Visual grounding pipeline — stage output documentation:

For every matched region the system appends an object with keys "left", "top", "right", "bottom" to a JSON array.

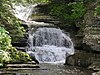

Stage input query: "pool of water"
[{"left": 1, "top": 64, "right": 93, "bottom": 75}]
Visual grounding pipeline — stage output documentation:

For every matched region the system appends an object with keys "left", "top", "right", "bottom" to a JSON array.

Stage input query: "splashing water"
[{"left": 27, "top": 28, "right": 74, "bottom": 63}]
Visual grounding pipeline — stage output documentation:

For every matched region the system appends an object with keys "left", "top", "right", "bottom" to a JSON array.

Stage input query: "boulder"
[
  {"left": 83, "top": 33, "right": 100, "bottom": 52},
  {"left": 27, "top": 51, "right": 39, "bottom": 64},
  {"left": 65, "top": 51, "right": 96, "bottom": 67}
]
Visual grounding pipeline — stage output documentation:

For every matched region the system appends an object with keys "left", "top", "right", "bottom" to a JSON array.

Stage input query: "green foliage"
[
  {"left": 6, "top": 47, "right": 31, "bottom": 63},
  {"left": 16, "top": 51, "right": 31, "bottom": 62},
  {"left": 0, "top": 26, "right": 11, "bottom": 50},
  {"left": 31, "top": 0, "right": 49, "bottom": 3},
  {"left": 0, "top": 50, "right": 11, "bottom": 67},
  {"left": 0, "top": 0, "right": 25, "bottom": 42},
  {"left": 11, "top": 0, "right": 49, "bottom": 5},
  {"left": 95, "top": 6, "right": 100, "bottom": 16},
  {"left": 50, "top": 2, "right": 86, "bottom": 20},
  {"left": 0, "top": 0, "right": 50, "bottom": 42},
  {"left": 0, "top": 50, "right": 11, "bottom": 63},
  {"left": 0, "top": 0, "right": 49, "bottom": 67},
  {"left": 71, "top": 2, "right": 86, "bottom": 19},
  {"left": 0, "top": 26, "right": 31, "bottom": 66}
]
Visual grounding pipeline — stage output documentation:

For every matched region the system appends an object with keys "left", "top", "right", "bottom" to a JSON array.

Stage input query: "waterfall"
[
  {"left": 27, "top": 28, "right": 74, "bottom": 63},
  {"left": 12, "top": 3, "right": 52, "bottom": 26},
  {"left": 12, "top": 3, "right": 37, "bottom": 21},
  {"left": 12, "top": 4, "right": 74, "bottom": 63}
]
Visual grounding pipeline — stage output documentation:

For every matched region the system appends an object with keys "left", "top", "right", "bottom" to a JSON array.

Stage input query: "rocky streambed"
[{"left": 0, "top": 63, "right": 94, "bottom": 75}]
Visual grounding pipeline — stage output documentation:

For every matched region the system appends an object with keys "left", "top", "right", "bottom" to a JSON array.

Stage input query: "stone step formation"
[
  {"left": 83, "top": 24, "right": 100, "bottom": 52},
  {"left": 1, "top": 61, "right": 39, "bottom": 71},
  {"left": 11, "top": 33, "right": 28, "bottom": 52}
]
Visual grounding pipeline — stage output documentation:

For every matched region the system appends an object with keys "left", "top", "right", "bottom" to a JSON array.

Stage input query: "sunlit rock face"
[{"left": 28, "top": 28, "right": 74, "bottom": 63}]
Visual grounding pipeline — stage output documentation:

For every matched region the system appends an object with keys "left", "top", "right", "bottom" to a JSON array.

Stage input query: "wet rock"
[
  {"left": 83, "top": 26, "right": 100, "bottom": 52},
  {"left": 27, "top": 51, "right": 39, "bottom": 64},
  {"left": 5, "top": 61, "right": 40, "bottom": 70},
  {"left": 12, "top": 42, "right": 27, "bottom": 47},
  {"left": 92, "top": 71, "right": 100, "bottom": 75},
  {"left": 65, "top": 52, "right": 96, "bottom": 67},
  {"left": 88, "top": 62, "right": 100, "bottom": 71},
  {"left": 6, "top": 63, "right": 39, "bottom": 68}
]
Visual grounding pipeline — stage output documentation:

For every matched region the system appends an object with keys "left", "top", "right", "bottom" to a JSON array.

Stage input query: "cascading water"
[
  {"left": 12, "top": 3, "right": 37, "bottom": 21},
  {"left": 27, "top": 28, "right": 74, "bottom": 63},
  {"left": 12, "top": 4, "right": 74, "bottom": 63},
  {"left": 12, "top": 3, "right": 52, "bottom": 26}
]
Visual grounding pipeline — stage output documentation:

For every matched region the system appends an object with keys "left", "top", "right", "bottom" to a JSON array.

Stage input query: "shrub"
[
  {"left": 0, "top": 50, "right": 11, "bottom": 67},
  {"left": 0, "top": 26, "right": 11, "bottom": 50}
]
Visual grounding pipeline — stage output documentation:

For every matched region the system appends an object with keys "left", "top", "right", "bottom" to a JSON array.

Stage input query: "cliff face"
[
  {"left": 83, "top": 20, "right": 100, "bottom": 52},
  {"left": 62, "top": 1, "right": 100, "bottom": 52},
  {"left": 82, "top": 2, "right": 100, "bottom": 52},
  {"left": 64, "top": 1, "right": 100, "bottom": 69}
]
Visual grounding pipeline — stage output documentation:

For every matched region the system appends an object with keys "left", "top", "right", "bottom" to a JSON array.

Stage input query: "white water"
[
  {"left": 12, "top": 3, "right": 37, "bottom": 21},
  {"left": 12, "top": 4, "right": 74, "bottom": 63},
  {"left": 28, "top": 45, "right": 74, "bottom": 63},
  {"left": 12, "top": 4, "right": 52, "bottom": 26},
  {"left": 27, "top": 28, "right": 74, "bottom": 63}
]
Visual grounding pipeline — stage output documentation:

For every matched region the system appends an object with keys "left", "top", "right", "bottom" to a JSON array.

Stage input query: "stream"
[{"left": 2, "top": 63, "right": 93, "bottom": 75}]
